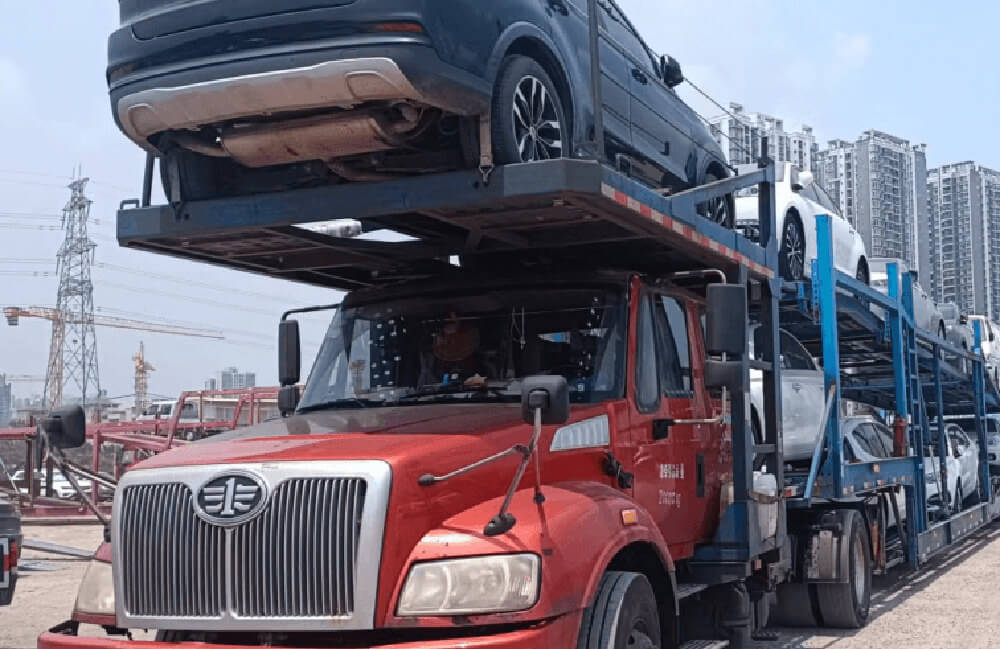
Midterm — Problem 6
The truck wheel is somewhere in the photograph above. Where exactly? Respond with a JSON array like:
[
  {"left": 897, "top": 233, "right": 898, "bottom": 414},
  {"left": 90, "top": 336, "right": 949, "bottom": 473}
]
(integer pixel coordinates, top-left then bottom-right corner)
[
  {"left": 815, "top": 511, "right": 871, "bottom": 628},
  {"left": 577, "top": 571, "right": 661, "bottom": 649},
  {"left": 491, "top": 55, "right": 568, "bottom": 165}
]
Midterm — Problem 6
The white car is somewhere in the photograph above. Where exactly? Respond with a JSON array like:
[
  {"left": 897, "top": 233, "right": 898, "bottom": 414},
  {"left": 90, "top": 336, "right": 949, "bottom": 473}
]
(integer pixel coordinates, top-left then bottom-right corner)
[
  {"left": 925, "top": 424, "right": 980, "bottom": 513},
  {"left": 750, "top": 327, "right": 826, "bottom": 462},
  {"left": 869, "top": 258, "right": 945, "bottom": 338},
  {"left": 736, "top": 162, "right": 869, "bottom": 283},
  {"left": 946, "top": 415, "right": 1000, "bottom": 474},
  {"left": 10, "top": 470, "right": 89, "bottom": 499},
  {"left": 939, "top": 303, "right": 975, "bottom": 354},
  {"left": 840, "top": 416, "right": 906, "bottom": 522},
  {"left": 965, "top": 315, "right": 1000, "bottom": 386}
]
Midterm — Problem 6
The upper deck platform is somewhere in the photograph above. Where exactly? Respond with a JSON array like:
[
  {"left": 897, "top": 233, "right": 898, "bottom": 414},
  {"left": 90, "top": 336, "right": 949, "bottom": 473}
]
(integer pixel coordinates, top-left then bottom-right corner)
[{"left": 117, "top": 159, "right": 777, "bottom": 290}]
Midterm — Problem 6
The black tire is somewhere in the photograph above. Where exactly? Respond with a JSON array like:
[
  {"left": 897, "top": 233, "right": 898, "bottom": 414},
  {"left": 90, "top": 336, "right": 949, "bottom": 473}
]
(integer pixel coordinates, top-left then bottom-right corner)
[
  {"left": 953, "top": 483, "right": 963, "bottom": 514},
  {"left": 577, "top": 571, "right": 661, "bottom": 649},
  {"left": 938, "top": 322, "right": 947, "bottom": 341},
  {"left": 699, "top": 170, "right": 734, "bottom": 229},
  {"left": 779, "top": 214, "right": 806, "bottom": 281},
  {"left": 491, "top": 56, "right": 568, "bottom": 165},
  {"left": 815, "top": 511, "right": 871, "bottom": 628}
]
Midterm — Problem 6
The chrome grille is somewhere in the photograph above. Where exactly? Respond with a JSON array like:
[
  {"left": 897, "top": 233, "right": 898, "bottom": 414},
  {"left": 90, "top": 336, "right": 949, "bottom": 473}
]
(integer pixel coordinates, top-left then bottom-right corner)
[
  {"left": 114, "top": 462, "right": 390, "bottom": 631},
  {"left": 231, "top": 478, "right": 366, "bottom": 618},
  {"left": 119, "top": 483, "right": 225, "bottom": 617}
]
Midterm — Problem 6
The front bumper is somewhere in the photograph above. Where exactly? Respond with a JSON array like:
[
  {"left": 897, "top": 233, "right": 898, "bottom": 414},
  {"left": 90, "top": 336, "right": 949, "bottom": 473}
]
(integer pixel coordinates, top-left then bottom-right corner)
[{"left": 39, "top": 613, "right": 580, "bottom": 649}]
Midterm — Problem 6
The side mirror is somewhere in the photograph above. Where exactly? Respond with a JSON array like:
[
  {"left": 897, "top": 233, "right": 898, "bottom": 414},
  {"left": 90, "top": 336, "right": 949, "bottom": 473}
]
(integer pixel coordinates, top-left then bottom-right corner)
[
  {"left": 798, "top": 170, "right": 815, "bottom": 188},
  {"left": 278, "top": 385, "right": 300, "bottom": 417},
  {"left": 704, "top": 360, "right": 743, "bottom": 391},
  {"left": 660, "top": 55, "right": 684, "bottom": 88},
  {"left": 278, "top": 319, "right": 301, "bottom": 386},
  {"left": 40, "top": 405, "right": 87, "bottom": 450},
  {"left": 520, "top": 375, "right": 569, "bottom": 426},
  {"left": 705, "top": 284, "right": 747, "bottom": 356}
]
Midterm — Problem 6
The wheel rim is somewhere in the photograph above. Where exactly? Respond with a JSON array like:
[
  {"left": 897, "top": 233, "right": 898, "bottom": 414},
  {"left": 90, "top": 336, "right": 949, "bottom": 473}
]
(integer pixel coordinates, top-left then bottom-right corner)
[
  {"left": 626, "top": 628, "right": 656, "bottom": 649},
  {"left": 783, "top": 221, "right": 805, "bottom": 279},
  {"left": 705, "top": 177, "right": 730, "bottom": 226},
  {"left": 852, "top": 534, "right": 866, "bottom": 605},
  {"left": 512, "top": 75, "right": 563, "bottom": 162}
]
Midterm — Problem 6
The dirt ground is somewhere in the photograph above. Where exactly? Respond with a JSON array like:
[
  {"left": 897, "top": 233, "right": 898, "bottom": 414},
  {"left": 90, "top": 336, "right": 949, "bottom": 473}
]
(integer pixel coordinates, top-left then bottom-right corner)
[{"left": 3, "top": 522, "right": 1000, "bottom": 648}]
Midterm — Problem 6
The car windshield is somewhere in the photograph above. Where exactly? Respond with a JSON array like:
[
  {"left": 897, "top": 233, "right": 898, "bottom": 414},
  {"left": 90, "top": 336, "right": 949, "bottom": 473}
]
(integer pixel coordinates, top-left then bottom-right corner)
[
  {"left": 298, "top": 284, "right": 627, "bottom": 411},
  {"left": 939, "top": 303, "right": 960, "bottom": 323}
]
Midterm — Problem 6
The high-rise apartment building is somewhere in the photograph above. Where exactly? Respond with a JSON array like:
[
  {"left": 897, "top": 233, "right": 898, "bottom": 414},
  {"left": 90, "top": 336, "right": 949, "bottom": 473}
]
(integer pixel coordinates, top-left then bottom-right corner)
[
  {"left": 925, "top": 162, "right": 1000, "bottom": 320},
  {"left": 0, "top": 375, "right": 11, "bottom": 426},
  {"left": 815, "top": 130, "right": 928, "bottom": 270},
  {"left": 205, "top": 366, "right": 256, "bottom": 391},
  {"left": 709, "top": 103, "right": 818, "bottom": 171}
]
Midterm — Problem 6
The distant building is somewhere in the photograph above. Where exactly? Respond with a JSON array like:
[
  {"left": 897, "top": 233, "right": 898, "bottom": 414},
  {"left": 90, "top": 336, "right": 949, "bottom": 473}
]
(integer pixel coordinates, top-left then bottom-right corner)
[
  {"left": 925, "top": 162, "right": 1000, "bottom": 320},
  {"left": 815, "top": 130, "right": 928, "bottom": 271},
  {"left": 708, "top": 103, "right": 818, "bottom": 171},
  {"left": 205, "top": 367, "right": 256, "bottom": 392},
  {"left": 0, "top": 375, "right": 11, "bottom": 426}
]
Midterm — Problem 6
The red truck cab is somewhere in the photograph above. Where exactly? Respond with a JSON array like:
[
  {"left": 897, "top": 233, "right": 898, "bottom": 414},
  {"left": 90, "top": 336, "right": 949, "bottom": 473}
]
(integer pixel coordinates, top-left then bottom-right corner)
[{"left": 45, "top": 270, "right": 736, "bottom": 649}]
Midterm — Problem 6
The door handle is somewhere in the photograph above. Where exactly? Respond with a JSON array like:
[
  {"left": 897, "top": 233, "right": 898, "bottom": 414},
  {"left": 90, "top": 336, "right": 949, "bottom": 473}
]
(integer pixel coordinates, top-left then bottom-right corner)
[
  {"left": 791, "top": 382, "right": 802, "bottom": 393},
  {"left": 631, "top": 68, "right": 648, "bottom": 84},
  {"left": 547, "top": 0, "right": 569, "bottom": 15}
]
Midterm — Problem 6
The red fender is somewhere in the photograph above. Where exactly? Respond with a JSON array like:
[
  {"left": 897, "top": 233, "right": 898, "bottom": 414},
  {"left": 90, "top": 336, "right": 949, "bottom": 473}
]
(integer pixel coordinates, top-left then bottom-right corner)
[{"left": 384, "top": 481, "right": 676, "bottom": 628}]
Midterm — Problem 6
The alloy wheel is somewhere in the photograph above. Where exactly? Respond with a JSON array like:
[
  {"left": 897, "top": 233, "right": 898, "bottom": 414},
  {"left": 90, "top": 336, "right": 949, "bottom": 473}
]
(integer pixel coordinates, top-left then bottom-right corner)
[
  {"left": 782, "top": 220, "right": 805, "bottom": 280},
  {"left": 512, "top": 75, "right": 563, "bottom": 162}
]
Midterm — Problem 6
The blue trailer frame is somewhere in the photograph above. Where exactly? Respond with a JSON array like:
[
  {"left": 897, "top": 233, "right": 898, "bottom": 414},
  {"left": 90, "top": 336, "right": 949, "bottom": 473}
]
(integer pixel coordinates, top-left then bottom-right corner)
[{"left": 782, "top": 214, "right": 1000, "bottom": 571}]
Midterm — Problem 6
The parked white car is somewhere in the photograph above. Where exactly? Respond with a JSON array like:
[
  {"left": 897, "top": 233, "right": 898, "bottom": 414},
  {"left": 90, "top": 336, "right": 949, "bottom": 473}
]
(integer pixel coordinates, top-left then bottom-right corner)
[
  {"left": 736, "top": 162, "right": 869, "bottom": 283},
  {"left": 965, "top": 315, "right": 1000, "bottom": 386},
  {"left": 946, "top": 415, "right": 1000, "bottom": 474},
  {"left": 939, "top": 303, "right": 975, "bottom": 353},
  {"left": 750, "top": 327, "right": 826, "bottom": 462},
  {"left": 925, "top": 424, "right": 980, "bottom": 513},
  {"left": 11, "top": 470, "right": 88, "bottom": 499},
  {"left": 869, "top": 258, "right": 945, "bottom": 338},
  {"left": 841, "top": 416, "right": 906, "bottom": 522}
]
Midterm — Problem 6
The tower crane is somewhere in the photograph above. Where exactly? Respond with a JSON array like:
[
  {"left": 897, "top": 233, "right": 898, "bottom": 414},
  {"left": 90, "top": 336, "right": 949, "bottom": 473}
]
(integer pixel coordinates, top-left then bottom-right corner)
[
  {"left": 133, "top": 342, "right": 154, "bottom": 413},
  {"left": 3, "top": 305, "right": 223, "bottom": 409}
]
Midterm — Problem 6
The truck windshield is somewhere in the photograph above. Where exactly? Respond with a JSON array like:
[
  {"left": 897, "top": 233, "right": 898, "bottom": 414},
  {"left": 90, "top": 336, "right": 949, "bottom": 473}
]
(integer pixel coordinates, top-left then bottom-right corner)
[{"left": 298, "top": 285, "right": 627, "bottom": 411}]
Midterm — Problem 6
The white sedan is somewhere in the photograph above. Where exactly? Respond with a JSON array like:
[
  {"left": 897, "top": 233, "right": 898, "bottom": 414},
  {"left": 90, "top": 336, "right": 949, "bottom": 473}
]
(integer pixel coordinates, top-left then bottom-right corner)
[
  {"left": 925, "top": 424, "right": 980, "bottom": 513},
  {"left": 869, "top": 258, "right": 945, "bottom": 338},
  {"left": 749, "top": 327, "right": 826, "bottom": 463},
  {"left": 736, "top": 162, "right": 869, "bottom": 283}
]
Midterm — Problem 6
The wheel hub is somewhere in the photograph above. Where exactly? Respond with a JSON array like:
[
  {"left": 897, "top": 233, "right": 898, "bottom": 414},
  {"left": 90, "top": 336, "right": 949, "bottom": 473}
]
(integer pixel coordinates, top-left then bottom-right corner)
[{"left": 512, "top": 75, "right": 563, "bottom": 162}]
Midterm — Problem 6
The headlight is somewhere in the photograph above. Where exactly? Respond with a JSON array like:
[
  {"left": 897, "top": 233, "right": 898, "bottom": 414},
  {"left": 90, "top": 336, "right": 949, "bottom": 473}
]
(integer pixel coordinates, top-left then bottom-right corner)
[
  {"left": 74, "top": 560, "right": 115, "bottom": 616},
  {"left": 397, "top": 554, "right": 539, "bottom": 616}
]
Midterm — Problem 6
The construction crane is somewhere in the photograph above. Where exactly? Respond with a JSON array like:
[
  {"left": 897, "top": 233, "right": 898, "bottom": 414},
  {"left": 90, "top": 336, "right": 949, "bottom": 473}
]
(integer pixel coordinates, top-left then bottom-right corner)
[
  {"left": 133, "top": 342, "right": 154, "bottom": 413},
  {"left": 3, "top": 305, "right": 223, "bottom": 409}
]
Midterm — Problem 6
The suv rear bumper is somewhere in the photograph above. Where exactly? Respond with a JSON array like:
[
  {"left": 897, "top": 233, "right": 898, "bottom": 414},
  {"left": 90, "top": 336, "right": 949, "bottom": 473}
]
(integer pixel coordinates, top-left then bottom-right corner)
[
  {"left": 39, "top": 613, "right": 580, "bottom": 649},
  {"left": 109, "top": 39, "right": 491, "bottom": 151}
]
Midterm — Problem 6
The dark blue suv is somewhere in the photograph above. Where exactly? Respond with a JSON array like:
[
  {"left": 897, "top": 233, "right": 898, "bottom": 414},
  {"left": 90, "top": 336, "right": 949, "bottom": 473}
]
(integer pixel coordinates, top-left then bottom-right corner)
[{"left": 108, "top": 0, "right": 731, "bottom": 224}]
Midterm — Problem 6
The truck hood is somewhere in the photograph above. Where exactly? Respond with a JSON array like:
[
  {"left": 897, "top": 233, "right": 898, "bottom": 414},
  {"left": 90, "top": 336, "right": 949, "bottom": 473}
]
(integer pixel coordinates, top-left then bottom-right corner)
[{"left": 134, "top": 403, "right": 534, "bottom": 471}]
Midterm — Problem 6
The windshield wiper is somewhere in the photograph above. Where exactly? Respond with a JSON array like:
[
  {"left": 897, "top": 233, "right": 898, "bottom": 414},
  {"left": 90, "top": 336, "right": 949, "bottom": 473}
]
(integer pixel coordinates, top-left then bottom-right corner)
[
  {"left": 296, "top": 398, "right": 380, "bottom": 413},
  {"left": 397, "top": 386, "right": 519, "bottom": 403}
]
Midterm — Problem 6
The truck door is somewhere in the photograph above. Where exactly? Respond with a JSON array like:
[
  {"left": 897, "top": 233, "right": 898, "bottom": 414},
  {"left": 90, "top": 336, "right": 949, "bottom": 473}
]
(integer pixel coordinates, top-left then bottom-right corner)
[{"left": 629, "top": 287, "right": 718, "bottom": 554}]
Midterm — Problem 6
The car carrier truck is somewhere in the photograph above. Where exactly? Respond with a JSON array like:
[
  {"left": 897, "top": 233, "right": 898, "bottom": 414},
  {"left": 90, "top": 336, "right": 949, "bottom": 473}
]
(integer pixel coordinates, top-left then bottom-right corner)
[
  {"left": 35, "top": 149, "right": 1000, "bottom": 649},
  {"left": 36, "top": 2, "right": 1000, "bottom": 646}
]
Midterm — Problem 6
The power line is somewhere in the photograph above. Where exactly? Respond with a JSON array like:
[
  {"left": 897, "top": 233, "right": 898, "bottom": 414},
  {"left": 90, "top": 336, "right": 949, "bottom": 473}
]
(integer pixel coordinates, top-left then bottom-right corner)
[
  {"left": 94, "top": 262, "right": 295, "bottom": 303},
  {"left": 95, "top": 279, "right": 283, "bottom": 317}
]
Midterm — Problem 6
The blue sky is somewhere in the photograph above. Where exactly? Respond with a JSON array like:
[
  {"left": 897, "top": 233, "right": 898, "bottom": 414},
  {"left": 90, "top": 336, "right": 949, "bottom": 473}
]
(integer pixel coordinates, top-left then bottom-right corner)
[{"left": 0, "top": 1, "right": 996, "bottom": 401}]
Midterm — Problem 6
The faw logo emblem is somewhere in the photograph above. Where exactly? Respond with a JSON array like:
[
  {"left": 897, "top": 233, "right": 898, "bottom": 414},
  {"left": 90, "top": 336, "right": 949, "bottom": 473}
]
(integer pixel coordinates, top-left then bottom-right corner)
[{"left": 194, "top": 473, "right": 267, "bottom": 525}]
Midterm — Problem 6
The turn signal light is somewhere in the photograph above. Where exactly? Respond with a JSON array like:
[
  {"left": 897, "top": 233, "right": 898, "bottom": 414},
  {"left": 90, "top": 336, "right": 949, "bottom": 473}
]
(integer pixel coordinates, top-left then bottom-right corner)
[{"left": 621, "top": 509, "right": 639, "bottom": 525}]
